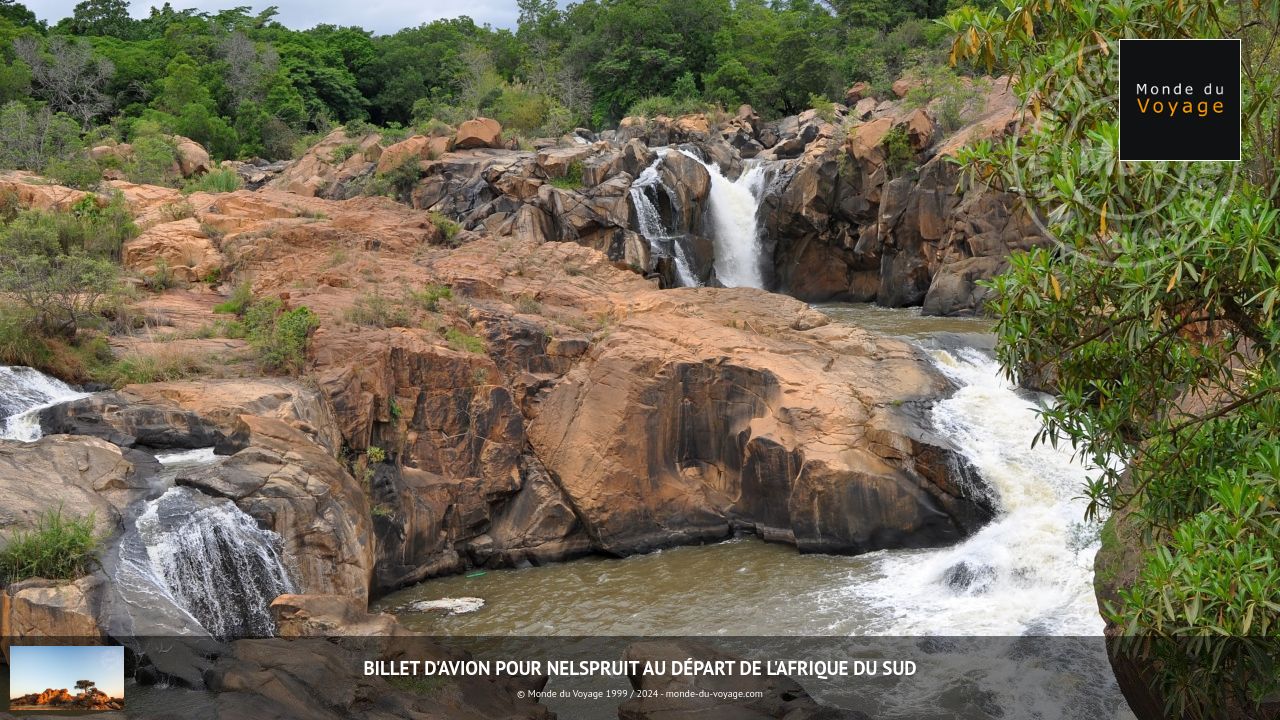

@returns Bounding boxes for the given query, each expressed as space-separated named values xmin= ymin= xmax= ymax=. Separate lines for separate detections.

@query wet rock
xmin=922 ymin=256 xmax=1008 ymax=317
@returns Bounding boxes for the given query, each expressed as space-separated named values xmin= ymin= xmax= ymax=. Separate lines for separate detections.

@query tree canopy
xmin=948 ymin=0 xmax=1280 ymax=715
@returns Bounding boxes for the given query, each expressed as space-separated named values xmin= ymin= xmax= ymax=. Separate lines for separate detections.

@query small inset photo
xmin=8 ymin=646 xmax=125 ymax=713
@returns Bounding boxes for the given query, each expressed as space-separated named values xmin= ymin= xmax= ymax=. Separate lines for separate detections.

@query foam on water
xmin=0 ymin=366 xmax=89 ymax=441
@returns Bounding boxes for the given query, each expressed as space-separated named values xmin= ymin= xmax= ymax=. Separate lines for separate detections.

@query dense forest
xmin=0 ymin=0 xmax=971 ymax=169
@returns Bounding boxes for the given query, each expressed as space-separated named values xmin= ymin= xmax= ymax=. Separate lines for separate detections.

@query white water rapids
xmin=0 ymin=365 xmax=88 ymax=441
xmin=862 ymin=346 xmax=1105 ymax=635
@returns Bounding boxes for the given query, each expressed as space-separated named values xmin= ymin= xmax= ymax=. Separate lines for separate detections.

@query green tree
xmin=63 ymin=0 xmax=137 ymax=38
xmin=947 ymin=0 xmax=1280 ymax=716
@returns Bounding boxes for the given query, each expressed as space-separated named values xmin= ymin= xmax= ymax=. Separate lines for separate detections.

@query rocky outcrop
xmin=269 ymin=127 xmax=383 ymax=197
xmin=763 ymin=76 xmax=1042 ymax=313
xmin=438 ymin=238 xmax=993 ymax=557
xmin=454 ymin=117 xmax=504 ymax=150
xmin=122 ymin=217 xmax=226 ymax=282
xmin=0 ymin=434 xmax=151 ymax=534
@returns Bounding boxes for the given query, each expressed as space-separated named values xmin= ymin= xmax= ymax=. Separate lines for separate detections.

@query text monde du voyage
xmin=1133 ymin=82 xmax=1229 ymax=118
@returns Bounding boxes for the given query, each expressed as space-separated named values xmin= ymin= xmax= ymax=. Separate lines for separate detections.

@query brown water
xmin=375 ymin=305 xmax=996 ymax=637
xmin=375 ymin=537 xmax=892 ymax=635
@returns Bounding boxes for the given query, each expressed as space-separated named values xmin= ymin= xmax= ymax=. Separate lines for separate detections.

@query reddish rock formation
xmin=454 ymin=117 xmax=504 ymax=150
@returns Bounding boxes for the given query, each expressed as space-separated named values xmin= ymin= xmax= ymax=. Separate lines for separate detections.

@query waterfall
xmin=0 ymin=366 xmax=88 ymax=441
xmin=630 ymin=153 xmax=699 ymax=287
xmin=678 ymin=150 xmax=768 ymax=289
xmin=863 ymin=347 xmax=1106 ymax=635
xmin=135 ymin=486 xmax=295 ymax=639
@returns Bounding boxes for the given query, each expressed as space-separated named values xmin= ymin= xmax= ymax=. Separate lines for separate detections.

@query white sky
xmin=27 ymin=0 xmax=520 ymax=34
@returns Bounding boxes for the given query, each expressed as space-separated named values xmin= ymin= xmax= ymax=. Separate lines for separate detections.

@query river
xmin=374 ymin=304 xmax=1130 ymax=719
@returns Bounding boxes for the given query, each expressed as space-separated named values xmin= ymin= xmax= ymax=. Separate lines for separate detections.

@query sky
xmin=27 ymin=0 xmax=520 ymax=34
xmin=9 ymin=646 xmax=126 ymax=699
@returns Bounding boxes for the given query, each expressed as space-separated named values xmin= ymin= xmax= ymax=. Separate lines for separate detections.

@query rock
xmin=122 ymin=217 xmax=225 ymax=283
xmin=0 ymin=435 xmax=147 ymax=535
xmin=851 ymin=96 xmax=878 ymax=120
xmin=171 ymin=135 xmax=211 ymax=178
xmin=903 ymin=108 xmax=937 ymax=151
xmin=215 ymin=415 xmax=376 ymax=601
xmin=619 ymin=640 xmax=869 ymax=720
xmin=921 ymin=256 xmax=1008 ymax=316
xmin=0 ymin=171 xmax=93 ymax=211
xmin=892 ymin=76 xmax=918 ymax=98
xmin=269 ymin=594 xmax=402 ymax=637
xmin=401 ymin=597 xmax=485 ymax=615
xmin=458 ymin=239 xmax=998 ymax=557
xmin=4 ymin=576 xmax=105 ymax=644
xmin=674 ymin=113 xmax=710 ymax=137
xmin=89 ymin=142 xmax=133 ymax=164
xmin=535 ymin=145 xmax=595 ymax=179
xmin=844 ymin=81 xmax=871 ymax=105
xmin=376 ymin=135 xmax=449 ymax=174
xmin=269 ymin=128 xmax=380 ymax=198
xmin=454 ymin=117 xmax=504 ymax=150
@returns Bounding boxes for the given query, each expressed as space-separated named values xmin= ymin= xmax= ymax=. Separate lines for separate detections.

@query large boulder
xmin=454 ymin=117 xmax=504 ymax=150
xmin=921 ymin=255 xmax=1008 ymax=317
xmin=432 ymin=238 xmax=993 ymax=558
xmin=377 ymin=135 xmax=450 ymax=174
xmin=3 ymin=576 xmax=105 ymax=649
xmin=171 ymin=135 xmax=211 ymax=178
xmin=0 ymin=434 xmax=151 ymax=534
xmin=122 ymin=217 xmax=226 ymax=283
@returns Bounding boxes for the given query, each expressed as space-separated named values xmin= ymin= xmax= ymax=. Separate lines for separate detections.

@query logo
xmin=1119 ymin=38 xmax=1241 ymax=161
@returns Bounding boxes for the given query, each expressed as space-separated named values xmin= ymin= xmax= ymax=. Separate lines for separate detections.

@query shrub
xmin=91 ymin=350 xmax=211 ymax=387
xmin=142 ymin=258 xmax=176 ymax=292
xmin=0 ymin=211 xmax=121 ymax=338
xmin=124 ymin=132 xmax=179 ymax=186
xmin=345 ymin=291 xmax=412 ymax=328
xmin=159 ymin=199 xmax=195 ymax=222
xmin=428 ymin=210 xmax=461 ymax=241
xmin=243 ymin=299 xmax=319 ymax=375
xmin=808 ymin=92 xmax=838 ymax=124
xmin=366 ymin=446 xmax=386 ymax=463
xmin=376 ymin=156 xmax=423 ymax=203
xmin=330 ymin=143 xmax=359 ymax=163
xmin=549 ymin=160 xmax=584 ymax=190
xmin=882 ymin=126 xmax=915 ymax=178
xmin=0 ymin=507 xmax=99 ymax=584
xmin=45 ymin=152 xmax=102 ymax=190
xmin=182 ymin=168 xmax=242 ymax=194
xmin=626 ymin=95 xmax=712 ymax=119
xmin=407 ymin=283 xmax=453 ymax=312
xmin=213 ymin=281 xmax=253 ymax=315
xmin=444 ymin=327 xmax=485 ymax=354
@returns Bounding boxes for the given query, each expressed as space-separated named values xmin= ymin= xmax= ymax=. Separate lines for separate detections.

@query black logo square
xmin=1119 ymin=39 xmax=1240 ymax=161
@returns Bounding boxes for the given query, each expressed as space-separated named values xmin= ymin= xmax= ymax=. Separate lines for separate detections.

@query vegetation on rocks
xmin=951 ymin=0 xmax=1280 ymax=714
xmin=0 ymin=507 xmax=99 ymax=584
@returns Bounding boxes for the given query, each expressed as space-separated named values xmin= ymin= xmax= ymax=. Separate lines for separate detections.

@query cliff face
xmin=268 ymin=78 xmax=1041 ymax=316
xmin=0 ymin=88 xmax=1030 ymax=714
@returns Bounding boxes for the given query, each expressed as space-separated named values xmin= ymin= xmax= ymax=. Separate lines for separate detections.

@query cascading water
xmin=678 ymin=150 xmax=768 ymax=289
xmin=630 ymin=153 xmax=700 ymax=287
xmin=0 ymin=366 xmax=88 ymax=441
xmin=134 ymin=486 xmax=295 ymax=639
xmin=862 ymin=346 xmax=1105 ymax=635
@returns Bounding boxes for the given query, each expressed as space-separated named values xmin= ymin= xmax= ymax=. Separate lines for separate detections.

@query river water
xmin=377 ymin=304 xmax=1130 ymax=719
xmin=378 ymin=304 xmax=1102 ymax=638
